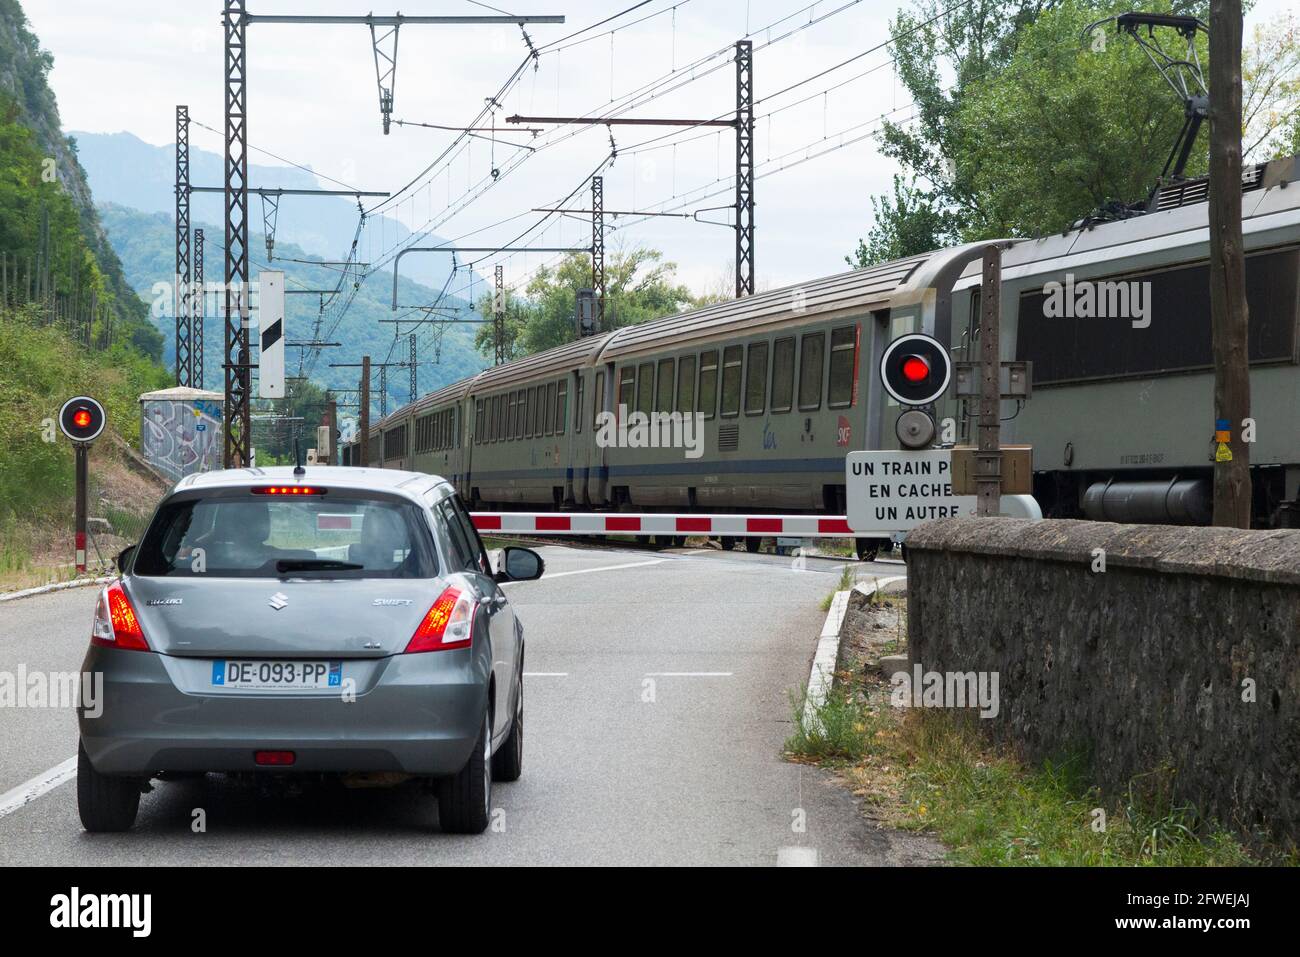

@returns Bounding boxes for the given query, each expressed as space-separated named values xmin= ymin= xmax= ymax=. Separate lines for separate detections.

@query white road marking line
xmin=777 ymin=846 xmax=820 ymax=866
xmin=682 ymin=549 xmax=714 ymax=555
xmin=644 ymin=672 xmax=733 ymax=677
xmin=533 ymin=558 xmax=667 ymax=581
xmin=0 ymin=756 xmax=76 ymax=821
xmin=523 ymin=672 xmax=568 ymax=677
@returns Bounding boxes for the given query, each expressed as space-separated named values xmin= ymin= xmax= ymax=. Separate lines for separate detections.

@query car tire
xmin=855 ymin=537 xmax=880 ymax=562
xmin=77 ymin=740 xmax=140 ymax=833
xmin=491 ymin=674 xmax=523 ymax=783
xmin=438 ymin=709 xmax=492 ymax=834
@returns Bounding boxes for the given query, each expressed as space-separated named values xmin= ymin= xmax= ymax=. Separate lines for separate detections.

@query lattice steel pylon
xmin=493 ymin=264 xmax=506 ymax=365
xmin=193 ymin=228 xmax=205 ymax=389
xmin=371 ymin=20 xmax=400 ymax=135
xmin=409 ymin=332 xmax=417 ymax=401
xmin=223 ymin=0 xmax=251 ymax=468
xmin=591 ymin=175 xmax=605 ymax=327
xmin=734 ymin=40 xmax=754 ymax=298
xmin=175 ymin=105 xmax=192 ymax=386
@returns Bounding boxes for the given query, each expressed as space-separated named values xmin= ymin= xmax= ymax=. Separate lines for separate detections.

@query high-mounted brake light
xmin=404 ymin=586 xmax=476 ymax=653
xmin=250 ymin=486 xmax=326 ymax=496
xmin=91 ymin=582 xmax=151 ymax=651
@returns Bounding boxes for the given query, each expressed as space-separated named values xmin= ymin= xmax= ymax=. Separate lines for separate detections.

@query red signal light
xmin=901 ymin=355 xmax=930 ymax=383
xmin=72 ymin=408 xmax=93 ymax=429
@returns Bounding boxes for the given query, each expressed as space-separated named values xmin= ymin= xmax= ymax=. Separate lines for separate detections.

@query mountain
xmin=97 ymin=203 xmax=489 ymax=414
xmin=0 ymin=0 xmax=160 ymax=356
xmin=71 ymin=129 xmax=484 ymax=291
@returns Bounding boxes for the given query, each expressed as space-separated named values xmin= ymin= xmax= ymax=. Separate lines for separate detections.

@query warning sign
xmin=845 ymin=450 xmax=976 ymax=533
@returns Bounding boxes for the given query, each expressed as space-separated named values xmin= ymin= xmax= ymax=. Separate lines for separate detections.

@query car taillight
xmin=91 ymin=582 xmax=151 ymax=652
xmin=404 ymin=586 xmax=476 ymax=653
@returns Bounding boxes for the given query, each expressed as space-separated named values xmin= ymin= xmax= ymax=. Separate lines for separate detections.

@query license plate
xmin=211 ymin=660 xmax=342 ymax=690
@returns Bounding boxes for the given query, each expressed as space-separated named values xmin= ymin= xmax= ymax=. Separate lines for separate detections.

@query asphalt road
xmin=0 ymin=544 xmax=936 ymax=866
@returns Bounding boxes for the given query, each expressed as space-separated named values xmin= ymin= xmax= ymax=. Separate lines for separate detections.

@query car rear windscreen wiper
xmin=275 ymin=558 xmax=365 ymax=573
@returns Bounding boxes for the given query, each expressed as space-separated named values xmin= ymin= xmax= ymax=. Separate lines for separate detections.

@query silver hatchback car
xmin=77 ymin=466 xmax=544 ymax=834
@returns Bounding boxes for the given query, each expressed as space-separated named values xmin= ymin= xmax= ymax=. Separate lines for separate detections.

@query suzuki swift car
xmin=77 ymin=466 xmax=544 ymax=834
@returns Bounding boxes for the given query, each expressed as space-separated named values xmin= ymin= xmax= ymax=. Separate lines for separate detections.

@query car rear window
xmin=133 ymin=492 xmax=438 ymax=578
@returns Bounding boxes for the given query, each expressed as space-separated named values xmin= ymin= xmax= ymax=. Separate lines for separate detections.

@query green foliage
xmin=474 ymin=246 xmax=694 ymax=359
xmin=850 ymin=1 xmax=1258 ymax=261
xmin=0 ymin=308 xmax=169 ymax=524
xmin=955 ymin=1 xmax=1210 ymax=239
xmin=252 ymin=378 xmax=329 ymax=466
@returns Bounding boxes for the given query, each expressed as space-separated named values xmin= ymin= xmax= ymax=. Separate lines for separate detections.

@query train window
xmin=1017 ymin=249 xmax=1299 ymax=383
xmin=798 ymin=332 xmax=824 ymax=411
xmin=546 ymin=383 xmax=557 ymax=436
xmin=828 ymin=326 xmax=857 ymax=408
xmin=475 ymin=400 xmax=484 ymax=445
xmin=535 ymin=386 xmax=545 ymax=437
xmin=618 ymin=366 xmax=635 ymax=413
xmin=574 ymin=376 xmax=583 ymax=434
xmin=745 ymin=341 xmax=768 ymax=415
xmin=557 ymin=380 xmax=568 ymax=436
xmin=453 ymin=408 xmax=460 ymax=449
xmin=720 ymin=345 xmax=743 ymax=418
xmin=636 ymin=362 xmax=654 ymax=416
xmin=656 ymin=359 xmax=674 ymax=412
xmin=771 ymin=337 xmax=795 ymax=413
xmin=527 ymin=388 xmax=536 ymax=439
xmin=677 ymin=354 xmax=696 ymax=415
xmin=596 ymin=371 xmax=607 ymax=429
xmin=495 ymin=395 xmax=503 ymax=443
xmin=698 ymin=350 xmax=718 ymax=420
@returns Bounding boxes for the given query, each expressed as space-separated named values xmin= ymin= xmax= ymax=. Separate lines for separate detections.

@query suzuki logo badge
xmin=268 ymin=592 xmax=289 ymax=610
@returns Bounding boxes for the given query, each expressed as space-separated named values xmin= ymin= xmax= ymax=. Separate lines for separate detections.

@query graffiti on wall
xmin=141 ymin=399 xmax=223 ymax=481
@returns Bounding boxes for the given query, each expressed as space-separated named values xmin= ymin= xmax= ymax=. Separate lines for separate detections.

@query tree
xmin=476 ymin=245 xmax=693 ymax=359
xmin=849 ymin=0 xmax=1050 ymax=265
xmin=955 ymin=1 xmax=1210 ymax=239
xmin=846 ymin=174 xmax=952 ymax=268
xmin=851 ymin=1 xmax=1300 ymax=262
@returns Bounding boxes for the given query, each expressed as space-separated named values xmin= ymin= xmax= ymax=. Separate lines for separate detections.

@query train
xmin=343 ymin=151 xmax=1300 ymax=547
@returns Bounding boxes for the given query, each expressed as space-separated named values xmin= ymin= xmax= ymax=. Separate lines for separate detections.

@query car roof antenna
xmin=294 ymin=437 xmax=306 ymax=477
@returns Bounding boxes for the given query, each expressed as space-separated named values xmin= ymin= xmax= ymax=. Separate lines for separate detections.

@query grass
xmin=820 ymin=564 xmax=857 ymax=611
xmin=785 ymin=648 xmax=1275 ymax=866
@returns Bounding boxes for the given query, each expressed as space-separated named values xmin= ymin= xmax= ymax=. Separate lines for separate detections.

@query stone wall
xmin=905 ymin=518 xmax=1300 ymax=844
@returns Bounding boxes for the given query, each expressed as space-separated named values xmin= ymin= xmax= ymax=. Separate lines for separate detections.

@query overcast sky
xmin=24 ymin=0 xmax=1294 ymax=300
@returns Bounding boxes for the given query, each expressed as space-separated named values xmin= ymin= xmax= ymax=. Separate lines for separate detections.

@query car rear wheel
xmin=77 ymin=740 xmax=140 ymax=833
xmin=438 ymin=710 xmax=492 ymax=834
xmin=491 ymin=674 xmax=523 ymax=783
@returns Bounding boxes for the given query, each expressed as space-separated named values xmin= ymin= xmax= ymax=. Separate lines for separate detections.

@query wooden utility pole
xmin=976 ymin=247 xmax=1003 ymax=516
xmin=1208 ymin=0 xmax=1252 ymax=528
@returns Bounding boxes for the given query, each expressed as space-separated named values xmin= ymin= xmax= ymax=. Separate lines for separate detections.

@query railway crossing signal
xmin=880 ymin=333 xmax=951 ymax=407
xmin=58 ymin=396 xmax=106 ymax=574
xmin=880 ymin=332 xmax=951 ymax=450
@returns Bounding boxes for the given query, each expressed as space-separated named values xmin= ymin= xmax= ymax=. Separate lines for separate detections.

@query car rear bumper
xmin=78 ymin=645 xmax=487 ymax=777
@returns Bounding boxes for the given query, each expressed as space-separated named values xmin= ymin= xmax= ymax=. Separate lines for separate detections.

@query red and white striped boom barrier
xmin=470 ymin=512 xmax=857 ymax=538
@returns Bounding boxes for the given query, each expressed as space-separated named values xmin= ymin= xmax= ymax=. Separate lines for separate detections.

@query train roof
xmin=598 ymin=254 xmax=928 ymax=360
xmin=471 ymin=329 xmax=617 ymax=393
xmin=951 ymin=153 xmax=1300 ymax=290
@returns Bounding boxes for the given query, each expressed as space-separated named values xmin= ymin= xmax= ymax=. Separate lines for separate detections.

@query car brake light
xmin=91 ymin=582 xmax=151 ymax=651
xmin=404 ymin=586 xmax=476 ymax=653
xmin=255 ymin=751 xmax=295 ymax=766
xmin=250 ymin=486 xmax=325 ymax=495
